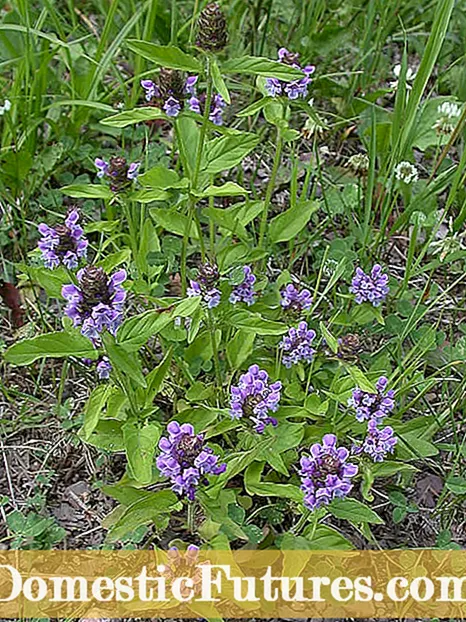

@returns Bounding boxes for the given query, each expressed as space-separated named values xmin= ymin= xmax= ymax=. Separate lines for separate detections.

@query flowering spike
xmin=280 ymin=321 xmax=316 ymax=368
xmin=265 ymin=48 xmax=315 ymax=101
xmin=196 ymin=3 xmax=228 ymax=53
xmin=350 ymin=264 xmax=389 ymax=307
xmin=230 ymin=266 xmax=256 ymax=306
xmin=230 ymin=365 xmax=282 ymax=433
xmin=38 ymin=210 xmax=88 ymax=270
xmin=348 ymin=376 xmax=395 ymax=424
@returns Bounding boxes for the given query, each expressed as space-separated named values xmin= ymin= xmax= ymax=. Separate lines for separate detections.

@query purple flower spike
xmin=266 ymin=49 xmax=315 ymax=101
xmin=156 ymin=421 xmax=226 ymax=500
xmin=280 ymin=283 xmax=312 ymax=315
xmin=230 ymin=265 xmax=256 ymax=306
xmin=62 ymin=265 xmax=127 ymax=346
xmin=187 ymin=262 xmax=221 ymax=308
xmin=348 ymin=376 xmax=395 ymax=424
xmin=280 ymin=321 xmax=316 ymax=368
xmin=361 ymin=419 xmax=397 ymax=462
xmin=97 ymin=357 xmax=112 ymax=380
xmin=163 ymin=96 xmax=182 ymax=117
xmin=299 ymin=434 xmax=358 ymax=511
xmin=350 ymin=264 xmax=389 ymax=307
xmin=94 ymin=158 xmax=109 ymax=178
xmin=230 ymin=364 xmax=282 ymax=434
xmin=37 ymin=209 xmax=88 ymax=270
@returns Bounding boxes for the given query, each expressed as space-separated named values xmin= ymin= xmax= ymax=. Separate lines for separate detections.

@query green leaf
xmin=245 ymin=462 xmax=303 ymax=502
xmin=4 ymin=330 xmax=98 ymax=366
xmin=127 ymin=40 xmax=201 ymax=71
xmin=205 ymin=132 xmax=260 ymax=174
xmin=19 ymin=265 xmax=70 ymax=299
xmin=344 ymin=364 xmax=377 ymax=392
xmin=150 ymin=208 xmax=199 ymax=238
xmin=100 ymin=107 xmax=166 ymax=127
xmin=211 ymin=58 xmax=231 ymax=104
xmin=197 ymin=181 xmax=249 ymax=198
xmin=97 ymin=248 xmax=132 ymax=273
xmin=130 ymin=188 xmax=170 ymax=203
xmin=269 ymin=200 xmax=319 ymax=243
xmin=319 ymin=322 xmax=338 ymax=353
xmin=446 ymin=476 xmax=466 ymax=495
xmin=222 ymin=56 xmax=304 ymax=81
xmin=104 ymin=336 xmax=147 ymax=387
xmin=305 ymin=524 xmax=354 ymax=550
xmin=229 ymin=311 xmax=288 ymax=335
xmin=226 ymin=330 xmax=255 ymax=368
xmin=60 ymin=184 xmax=113 ymax=199
xmin=123 ymin=422 xmax=161 ymax=485
xmin=87 ymin=420 xmax=125 ymax=451
xmin=329 ymin=498 xmax=384 ymax=524
xmin=82 ymin=385 xmax=112 ymax=440
xmin=138 ymin=165 xmax=185 ymax=189
xmin=237 ymin=97 xmax=274 ymax=117
xmin=107 ymin=491 xmax=181 ymax=541
xmin=145 ymin=349 xmax=173 ymax=405
xmin=371 ymin=461 xmax=418 ymax=478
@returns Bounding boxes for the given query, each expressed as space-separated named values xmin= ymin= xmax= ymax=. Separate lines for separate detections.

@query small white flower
xmin=346 ymin=153 xmax=370 ymax=174
xmin=395 ymin=161 xmax=419 ymax=184
xmin=0 ymin=99 xmax=11 ymax=115
xmin=432 ymin=101 xmax=462 ymax=135
xmin=389 ymin=64 xmax=417 ymax=90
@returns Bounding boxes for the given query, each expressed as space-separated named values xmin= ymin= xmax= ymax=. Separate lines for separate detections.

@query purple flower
xmin=140 ymin=79 xmax=159 ymax=101
xmin=299 ymin=434 xmax=358 ymax=511
xmin=350 ymin=264 xmax=389 ymax=307
xmin=280 ymin=321 xmax=316 ymax=368
xmin=156 ymin=421 xmax=226 ymax=501
xmin=38 ymin=210 xmax=88 ymax=270
xmin=95 ymin=156 xmax=140 ymax=192
xmin=97 ymin=357 xmax=112 ymax=380
xmin=94 ymin=158 xmax=109 ymax=178
xmin=230 ymin=364 xmax=282 ymax=434
xmin=266 ymin=49 xmax=315 ymax=101
xmin=360 ymin=419 xmax=397 ymax=462
xmin=348 ymin=376 xmax=395 ymax=424
xmin=230 ymin=265 xmax=256 ymax=305
xmin=62 ymin=266 xmax=126 ymax=345
xmin=185 ymin=76 xmax=198 ymax=95
xmin=280 ymin=283 xmax=312 ymax=315
xmin=187 ymin=262 xmax=221 ymax=308
xmin=188 ymin=96 xmax=202 ymax=114
xmin=163 ymin=96 xmax=182 ymax=117
xmin=209 ymin=94 xmax=226 ymax=125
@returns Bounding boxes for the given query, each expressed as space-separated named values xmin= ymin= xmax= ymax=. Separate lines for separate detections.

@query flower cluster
xmin=350 ymin=264 xmax=389 ymax=307
xmin=187 ymin=262 xmax=221 ymax=308
xmin=389 ymin=64 xmax=417 ymax=90
xmin=280 ymin=283 xmax=312 ymax=316
xmin=95 ymin=156 xmax=140 ymax=192
xmin=230 ymin=365 xmax=282 ymax=433
xmin=38 ymin=210 xmax=88 ymax=270
xmin=348 ymin=376 xmax=395 ymax=424
xmin=156 ymin=422 xmax=226 ymax=500
xmin=62 ymin=266 xmax=126 ymax=344
xmin=141 ymin=71 xmax=226 ymax=125
xmin=433 ymin=101 xmax=461 ymax=135
xmin=299 ymin=434 xmax=358 ymax=511
xmin=280 ymin=321 xmax=316 ymax=368
xmin=196 ymin=2 xmax=228 ymax=53
xmin=360 ymin=419 xmax=397 ymax=462
xmin=394 ymin=161 xmax=418 ymax=184
xmin=97 ymin=357 xmax=112 ymax=380
xmin=266 ymin=48 xmax=315 ymax=100
xmin=229 ymin=265 xmax=256 ymax=305
xmin=0 ymin=99 xmax=11 ymax=115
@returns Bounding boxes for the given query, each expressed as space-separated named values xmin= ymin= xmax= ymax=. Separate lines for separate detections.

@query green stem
xmin=187 ymin=500 xmax=196 ymax=534
xmin=207 ymin=308 xmax=223 ymax=395
xmin=291 ymin=509 xmax=311 ymax=535
xmin=258 ymin=121 xmax=284 ymax=250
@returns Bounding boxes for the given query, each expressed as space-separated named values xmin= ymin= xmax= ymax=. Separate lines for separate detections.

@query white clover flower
xmin=346 ymin=153 xmax=370 ymax=175
xmin=395 ymin=161 xmax=419 ymax=184
xmin=0 ymin=99 xmax=11 ymax=115
xmin=390 ymin=64 xmax=417 ymax=90
xmin=432 ymin=101 xmax=462 ymax=135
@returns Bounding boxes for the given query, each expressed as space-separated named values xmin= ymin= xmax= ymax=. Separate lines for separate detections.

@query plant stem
xmin=258 ymin=121 xmax=284 ymax=250
xmin=291 ymin=509 xmax=311 ymax=535
xmin=207 ymin=308 xmax=223 ymax=395
xmin=187 ymin=500 xmax=196 ymax=534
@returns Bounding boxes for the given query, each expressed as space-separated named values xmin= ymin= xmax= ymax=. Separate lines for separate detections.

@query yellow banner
xmin=1 ymin=550 xmax=466 ymax=618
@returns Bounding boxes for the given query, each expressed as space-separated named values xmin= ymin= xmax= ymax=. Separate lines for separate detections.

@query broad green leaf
xmin=60 ymin=184 xmax=113 ymax=200
xmin=4 ymin=330 xmax=98 ymax=366
xmin=205 ymin=132 xmax=260 ymax=174
xmin=344 ymin=364 xmax=377 ymax=392
xmin=211 ymin=58 xmax=231 ymax=104
xmin=175 ymin=117 xmax=200 ymax=180
xmin=222 ymin=56 xmax=304 ymax=81
xmin=100 ymin=107 xmax=166 ymax=127
xmin=269 ymin=200 xmax=319 ymax=243
xmin=130 ymin=188 xmax=170 ymax=203
xmin=107 ymin=491 xmax=181 ymax=541
xmin=145 ymin=348 xmax=173 ymax=405
xmin=82 ymin=384 xmax=112 ymax=440
xmin=150 ymin=208 xmax=199 ymax=238
xmin=127 ymin=40 xmax=201 ymax=72
xmin=371 ymin=461 xmax=418 ymax=477
xmin=118 ymin=309 xmax=173 ymax=350
xmin=97 ymin=248 xmax=132 ymax=273
xmin=197 ymin=181 xmax=249 ymax=198
xmin=245 ymin=462 xmax=303 ymax=502
xmin=319 ymin=322 xmax=338 ymax=354
xmin=104 ymin=336 xmax=147 ymax=387
xmin=304 ymin=524 xmax=354 ymax=550
xmin=229 ymin=311 xmax=288 ymax=335
xmin=138 ymin=165 xmax=185 ymax=189
xmin=87 ymin=420 xmax=125 ymax=452
xmin=226 ymin=330 xmax=255 ymax=368
xmin=123 ymin=422 xmax=161 ymax=485
xmin=19 ymin=265 xmax=70 ymax=299
xmin=329 ymin=498 xmax=384 ymax=524
xmin=446 ymin=476 xmax=466 ymax=495
xmin=237 ymin=97 xmax=274 ymax=117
